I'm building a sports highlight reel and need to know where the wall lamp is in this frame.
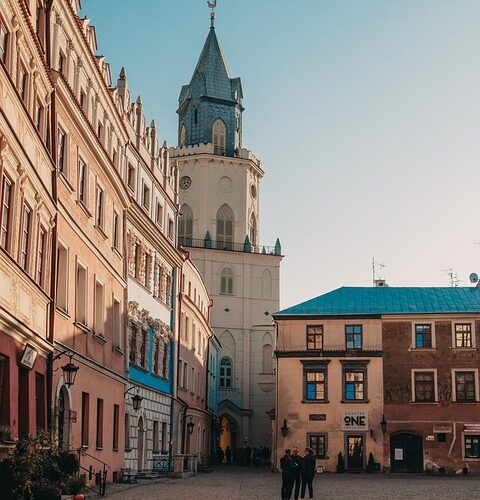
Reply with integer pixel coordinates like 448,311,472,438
187,418,195,435
380,414,387,434
125,386,143,411
280,419,289,438
53,349,79,388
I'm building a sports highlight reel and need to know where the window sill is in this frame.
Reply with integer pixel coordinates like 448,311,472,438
95,225,108,240
409,348,436,352
410,401,438,405
341,399,370,404
59,173,74,192
451,401,480,404
451,347,477,351
96,446,103,451
93,333,107,345
76,199,92,218
151,373,168,381
56,307,71,320
113,447,119,452
130,364,148,373
463,458,480,461
302,400,329,404
112,346,124,356
74,321,91,334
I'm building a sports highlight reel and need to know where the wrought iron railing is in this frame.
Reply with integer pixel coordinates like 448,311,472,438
178,236,281,255
151,454,173,473
77,448,110,497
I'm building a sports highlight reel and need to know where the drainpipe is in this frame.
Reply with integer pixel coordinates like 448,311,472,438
273,320,279,472
46,0,57,433
168,266,178,465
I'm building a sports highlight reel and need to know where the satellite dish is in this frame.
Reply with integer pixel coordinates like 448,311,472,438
469,272,479,284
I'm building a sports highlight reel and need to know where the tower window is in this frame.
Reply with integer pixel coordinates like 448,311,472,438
220,267,234,295
178,204,193,246
219,357,232,388
179,124,187,147
216,204,234,249
249,212,257,247
213,119,226,155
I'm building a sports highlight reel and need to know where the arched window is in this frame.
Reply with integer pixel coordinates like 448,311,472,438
179,124,187,147
249,213,257,247
179,203,193,245
220,357,232,388
220,267,234,295
193,108,198,125
216,204,234,249
262,344,273,374
261,269,272,298
213,119,226,155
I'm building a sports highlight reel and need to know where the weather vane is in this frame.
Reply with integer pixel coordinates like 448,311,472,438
207,0,217,27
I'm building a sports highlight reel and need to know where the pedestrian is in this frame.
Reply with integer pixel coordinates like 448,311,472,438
225,446,232,465
300,448,315,500
290,447,303,500
218,447,224,464
280,448,294,500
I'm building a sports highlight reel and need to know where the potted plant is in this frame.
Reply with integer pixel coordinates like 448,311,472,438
0,425,10,441
366,452,375,472
65,476,86,500
336,452,345,473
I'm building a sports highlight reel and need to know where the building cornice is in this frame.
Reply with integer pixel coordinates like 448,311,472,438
275,350,383,358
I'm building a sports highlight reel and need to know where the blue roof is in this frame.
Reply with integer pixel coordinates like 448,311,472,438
275,287,480,317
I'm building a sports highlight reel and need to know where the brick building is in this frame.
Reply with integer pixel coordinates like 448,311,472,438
274,287,480,474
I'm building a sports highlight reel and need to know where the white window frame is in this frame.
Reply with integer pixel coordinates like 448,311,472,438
451,320,476,349
411,368,438,403
56,239,69,313
94,277,105,336
451,368,479,403
411,321,436,349
75,259,88,326
112,295,122,349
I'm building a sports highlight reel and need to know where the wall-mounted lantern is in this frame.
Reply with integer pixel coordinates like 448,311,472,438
54,350,79,388
280,419,289,437
187,418,195,435
380,414,387,434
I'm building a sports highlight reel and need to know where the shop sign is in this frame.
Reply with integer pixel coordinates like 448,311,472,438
433,426,452,434
70,411,77,423
341,411,368,430
426,435,434,441
464,424,480,432
19,344,38,370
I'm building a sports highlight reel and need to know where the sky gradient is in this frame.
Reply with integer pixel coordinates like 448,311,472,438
81,0,480,308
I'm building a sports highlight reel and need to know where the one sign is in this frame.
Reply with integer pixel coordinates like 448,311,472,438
309,414,326,421
426,435,435,441
70,411,77,423
341,411,368,430
394,448,403,460
19,344,38,370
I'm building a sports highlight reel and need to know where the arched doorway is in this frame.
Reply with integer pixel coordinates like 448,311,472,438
57,385,71,450
138,416,146,471
390,433,423,472
219,415,238,455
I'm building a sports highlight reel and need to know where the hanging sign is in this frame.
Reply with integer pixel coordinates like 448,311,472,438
341,411,368,430
19,344,38,370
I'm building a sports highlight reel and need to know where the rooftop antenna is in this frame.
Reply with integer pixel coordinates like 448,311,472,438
372,257,386,286
207,0,217,27
442,268,460,287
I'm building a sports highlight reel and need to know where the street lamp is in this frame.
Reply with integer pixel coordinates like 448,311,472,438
131,393,143,412
280,419,289,438
187,418,195,435
54,350,79,388
380,414,387,434
243,434,248,447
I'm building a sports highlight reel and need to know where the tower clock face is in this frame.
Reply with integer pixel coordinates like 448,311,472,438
179,176,192,190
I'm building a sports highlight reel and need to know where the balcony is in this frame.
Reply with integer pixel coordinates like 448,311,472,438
178,236,282,256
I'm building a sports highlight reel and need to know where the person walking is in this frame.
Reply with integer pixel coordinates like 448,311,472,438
291,447,303,500
225,446,232,465
280,449,294,499
300,448,316,500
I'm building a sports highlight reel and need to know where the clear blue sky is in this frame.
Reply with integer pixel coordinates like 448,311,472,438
81,0,480,308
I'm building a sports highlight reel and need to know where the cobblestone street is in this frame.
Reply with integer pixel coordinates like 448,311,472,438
106,466,480,500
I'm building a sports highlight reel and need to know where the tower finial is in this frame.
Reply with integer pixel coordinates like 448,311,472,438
207,0,217,27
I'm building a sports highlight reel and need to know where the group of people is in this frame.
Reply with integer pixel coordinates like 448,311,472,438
280,447,316,500
217,445,271,467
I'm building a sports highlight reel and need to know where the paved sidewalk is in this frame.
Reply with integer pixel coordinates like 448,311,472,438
105,466,480,499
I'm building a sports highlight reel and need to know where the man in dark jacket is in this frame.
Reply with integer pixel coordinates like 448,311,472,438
300,448,316,500
280,449,294,499
291,447,303,500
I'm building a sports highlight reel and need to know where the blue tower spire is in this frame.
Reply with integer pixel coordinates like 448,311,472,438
177,16,243,156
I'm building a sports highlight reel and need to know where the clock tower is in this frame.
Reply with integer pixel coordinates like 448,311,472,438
171,10,282,453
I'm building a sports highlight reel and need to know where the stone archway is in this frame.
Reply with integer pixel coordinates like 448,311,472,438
57,384,71,451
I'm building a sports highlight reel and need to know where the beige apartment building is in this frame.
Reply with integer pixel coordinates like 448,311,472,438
0,0,55,448
177,250,214,465
50,0,130,483
274,294,384,472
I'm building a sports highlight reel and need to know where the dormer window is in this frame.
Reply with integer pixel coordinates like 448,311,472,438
213,119,226,155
